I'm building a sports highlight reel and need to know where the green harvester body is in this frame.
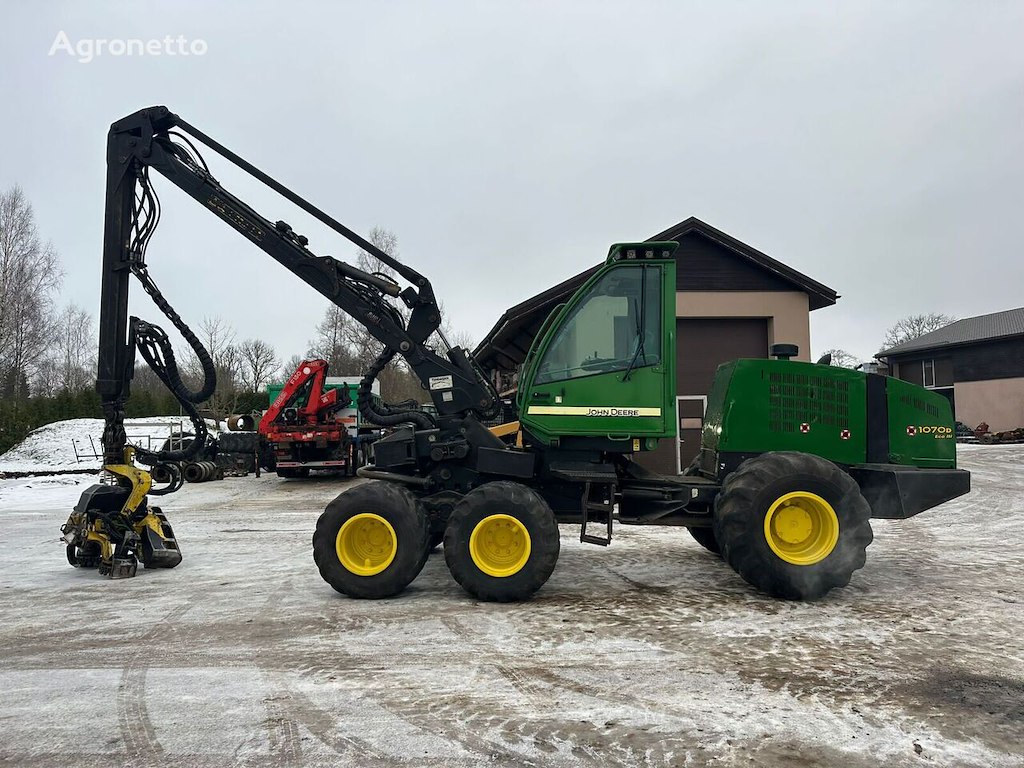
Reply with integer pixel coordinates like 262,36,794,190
702,360,957,470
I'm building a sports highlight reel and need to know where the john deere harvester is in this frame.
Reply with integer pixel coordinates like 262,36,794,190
64,106,970,601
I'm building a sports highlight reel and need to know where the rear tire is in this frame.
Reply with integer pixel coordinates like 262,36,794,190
713,451,873,600
444,481,560,602
314,480,430,599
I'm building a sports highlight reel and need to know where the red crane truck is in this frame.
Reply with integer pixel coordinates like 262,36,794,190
258,359,379,478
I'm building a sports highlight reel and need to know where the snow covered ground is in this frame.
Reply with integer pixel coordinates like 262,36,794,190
0,416,219,474
0,446,1022,767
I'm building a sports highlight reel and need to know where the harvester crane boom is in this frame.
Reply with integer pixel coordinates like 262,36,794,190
97,105,496,467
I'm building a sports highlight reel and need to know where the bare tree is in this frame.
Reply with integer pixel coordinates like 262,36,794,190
282,353,305,377
882,314,955,351
0,185,63,397
448,328,477,351
182,316,242,414
310,228,468,404
237,338,279,392
48,303,95,393
309,304,358,372
433,301,477,353
819,348,860,369
347,226,405,369
197,315,240,381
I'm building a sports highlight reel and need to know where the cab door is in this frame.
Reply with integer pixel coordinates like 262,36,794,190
519,254,676,445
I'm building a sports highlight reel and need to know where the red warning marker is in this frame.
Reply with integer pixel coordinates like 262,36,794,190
840,429,851,440
906,426,917,436
799,423,810,433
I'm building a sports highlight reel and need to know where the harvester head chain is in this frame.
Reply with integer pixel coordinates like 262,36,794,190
100,557,138,579
66,543,102,569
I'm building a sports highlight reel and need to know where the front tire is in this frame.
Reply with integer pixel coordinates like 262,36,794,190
314,480,430,599
713,451,873,600
444,481,560,602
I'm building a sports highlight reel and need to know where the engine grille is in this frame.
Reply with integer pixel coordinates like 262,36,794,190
767,370,850,433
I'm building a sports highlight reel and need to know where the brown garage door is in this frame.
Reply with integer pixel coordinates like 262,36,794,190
639,318,769,475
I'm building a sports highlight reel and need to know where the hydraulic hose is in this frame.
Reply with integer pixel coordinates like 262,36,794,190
357,348,436,430
131,317,214,465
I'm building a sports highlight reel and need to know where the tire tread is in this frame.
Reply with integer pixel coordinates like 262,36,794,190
444,481,560,602
313,480,429,599
713,451,873,600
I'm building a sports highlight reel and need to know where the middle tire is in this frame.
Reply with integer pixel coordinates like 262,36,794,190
313,480,430,599
444,481,560,602
687,526,721,554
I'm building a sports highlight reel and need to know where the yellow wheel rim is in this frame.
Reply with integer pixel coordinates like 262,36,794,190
336,513,397,576
469,514,531,578
763,491,839,566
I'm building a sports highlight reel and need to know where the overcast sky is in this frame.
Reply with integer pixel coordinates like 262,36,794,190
3,1,1023,366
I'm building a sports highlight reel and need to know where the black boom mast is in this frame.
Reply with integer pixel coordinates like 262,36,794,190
96,105,497,465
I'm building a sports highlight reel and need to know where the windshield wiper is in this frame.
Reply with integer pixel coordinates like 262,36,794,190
622,276,647,382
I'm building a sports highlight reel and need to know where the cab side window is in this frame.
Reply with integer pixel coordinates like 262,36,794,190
535,265,661,385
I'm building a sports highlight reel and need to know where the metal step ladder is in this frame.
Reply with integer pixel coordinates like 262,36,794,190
580,481,614,546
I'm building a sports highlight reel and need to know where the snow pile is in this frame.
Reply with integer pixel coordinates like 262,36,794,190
0,416,219,474
0,472,97,510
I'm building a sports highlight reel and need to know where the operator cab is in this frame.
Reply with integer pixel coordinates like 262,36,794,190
518,242,679,448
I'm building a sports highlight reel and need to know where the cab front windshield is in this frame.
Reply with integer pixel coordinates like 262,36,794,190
534,264,661,385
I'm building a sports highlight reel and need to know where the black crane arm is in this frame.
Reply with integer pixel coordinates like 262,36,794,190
97,106,497,464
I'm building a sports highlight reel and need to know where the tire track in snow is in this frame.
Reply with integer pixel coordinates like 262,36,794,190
272,685,388,763
116,603,191,761
370,613,677,765
257,580,307,766
255,579,387,764
262,691,303,766
282,613,545,765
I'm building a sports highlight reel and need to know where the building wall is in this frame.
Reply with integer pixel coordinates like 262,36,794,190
889,338,1024,429
891,356,954,388
674,233,796,293
642,316,771,475
674,291,811,361
638,291,812,474
954,377,1024,431
953,338,1024,382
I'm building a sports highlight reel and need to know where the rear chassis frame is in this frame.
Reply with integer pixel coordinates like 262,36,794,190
608,456,970,528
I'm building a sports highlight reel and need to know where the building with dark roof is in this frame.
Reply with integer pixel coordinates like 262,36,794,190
878,307,1024,431
476,217,838,474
